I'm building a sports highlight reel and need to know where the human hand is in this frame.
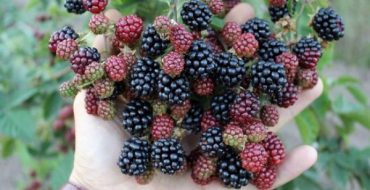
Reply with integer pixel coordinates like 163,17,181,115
68,4,322,190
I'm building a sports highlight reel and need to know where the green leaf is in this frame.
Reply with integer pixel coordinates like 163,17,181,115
4,88,38,109
344,109,370,129
346,85,368,105
295,108,320,144
50,152,74,189
332,95,363,114
211,16,225,31
330,75,359,87
0,109,36,143
317,44,334,70
43,92,63,120
329,161,349,187
1,137,16,158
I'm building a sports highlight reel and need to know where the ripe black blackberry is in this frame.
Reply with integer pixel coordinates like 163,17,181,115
312,7,345,41
215,52,247,88
141,25,169,58
64,0,86,14
268,4,290,22
217,148,252,189
151,138,186,175
129,57,160,97
293,37,322,69
251,61,287,94
181,103,203,134
158,71,190,105
117,137,150,176
122,99,153,136
199,126,226,157
181,0,213,31
258,39,288,61
70,47,101,74
241,18,271,42
185,40,216,79
210,90,236,124
48,26,79,53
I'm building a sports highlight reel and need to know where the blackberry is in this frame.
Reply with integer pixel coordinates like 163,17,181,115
214,52,246,87
48,26,79,53
117,137,150,176
181,0,213,31
269,4,290,22
70,47,101,75
105,82,125,100
129,57,160,97
271,82,298,108
158,71,190,105
217,148,252,189
230,91,260,124
251,60,287,94
151,138,186,175
141,25,169,58
210,90,236,124
312,7,345,41
241,18,271,42
181,103,203,134
259,39,288,61
293,37,322,69
185,40,216,79
199,126,226,157
64,0,86,14
122,99,153,136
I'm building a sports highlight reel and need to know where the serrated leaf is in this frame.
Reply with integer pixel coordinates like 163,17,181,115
295,108,320,144
0,109,36,143
50,152,74,189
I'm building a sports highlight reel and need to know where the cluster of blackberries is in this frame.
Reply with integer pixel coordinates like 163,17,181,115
53,0,345,189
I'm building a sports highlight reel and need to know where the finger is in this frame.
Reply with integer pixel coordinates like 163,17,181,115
273,145,318,188
225,3,255,24
271,79,324,132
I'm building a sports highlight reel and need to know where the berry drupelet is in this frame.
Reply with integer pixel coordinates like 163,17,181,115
162,51,185,77
185,40,216,79
151,115,175,140
230,91,260,124
251,60,287,94
217,148,252,189
70,47,101,75
129,57,160,97
199,126,226,157
259,39,288,61
214,52,246,87
241,18,271,42
115,15,143,44
158,71,190,105
151,138,186,175
104,55,129,82
193,77,214,96
312,7,345,41
233,33,259,58
240,143,268,173
169,25,194,53
210,90,237,124
64,0,86,14
141,25,169,58
118,137,150,176
293,37,322,69
262,132,286,165
122,99,153,137
221,22,242,46
200,110,220,132
181,0,213,31
181,103,203,133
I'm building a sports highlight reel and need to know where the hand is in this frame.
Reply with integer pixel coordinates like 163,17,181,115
69,4,322,190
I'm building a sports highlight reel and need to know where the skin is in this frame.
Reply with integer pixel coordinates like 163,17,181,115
69,4,323,190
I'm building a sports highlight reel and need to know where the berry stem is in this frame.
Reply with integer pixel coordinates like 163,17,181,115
168,0,178,22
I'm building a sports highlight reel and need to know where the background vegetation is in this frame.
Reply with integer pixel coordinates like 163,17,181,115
0,0,369,189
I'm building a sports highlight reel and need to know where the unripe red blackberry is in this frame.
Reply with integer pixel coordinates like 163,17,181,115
221,22,242,46
170,99,191,120
97,100,115,120
151,115,175,141
104,55,129,82
191,153,217,184
200,111,220,132
84,61,104,81
243,120,267,143
48,26,79,53
56,39,78,60
58,105,74,120
153,16,172,40
93,78,115,99
240,143,268,173
85,88,98,115
297,68,319,90
115,15,143,44
269,0,286,7
275,52,299,83
89,14,109,34
162,51,185,77
223,122,247,151
208,0,225,15
251,164,277,190
262,132,286,165
193,77,214,96
230,91,260,125
53,119,65,131
72,74,90,89
169,25,194,53
120,53,137,70
260,105,279,127
293,37,322,69
271,82,298,108
83,0,107,14
233,33,259,58
59,80,78,98
312,7,345,41
70,47,101,75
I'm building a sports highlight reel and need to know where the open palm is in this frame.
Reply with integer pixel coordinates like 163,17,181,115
68,5,322,190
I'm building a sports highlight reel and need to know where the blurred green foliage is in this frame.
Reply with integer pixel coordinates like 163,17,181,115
0,0,369,189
